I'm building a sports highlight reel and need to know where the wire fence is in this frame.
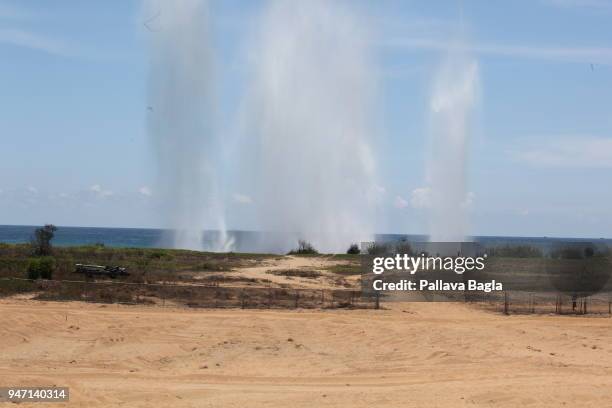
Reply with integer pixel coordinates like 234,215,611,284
2,277,610,316
0,277,377,310
468,290,612,316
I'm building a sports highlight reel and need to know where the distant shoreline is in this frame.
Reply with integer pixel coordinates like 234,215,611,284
1,225,609,253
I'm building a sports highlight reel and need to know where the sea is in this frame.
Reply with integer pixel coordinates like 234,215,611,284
1,225,610,254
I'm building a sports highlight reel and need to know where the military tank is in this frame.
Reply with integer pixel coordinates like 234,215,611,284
74,264,129,279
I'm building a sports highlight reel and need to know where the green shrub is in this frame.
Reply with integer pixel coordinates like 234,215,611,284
27,257,55,280
147,249,174,260
394,241,413,255
27,259,40,280
366,242,391,255
30,224,57,256
346,244,360,255
488,245,543,258
288,240,318,255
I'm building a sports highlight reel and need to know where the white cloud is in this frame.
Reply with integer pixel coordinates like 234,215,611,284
233,193,253,204
0,28,109,60
27,186,38,194
410,187,431,209
138,186,152,196
542,0,612,9
89,184,113,198
383,38,612,66
514,136,612,168
394,195,409,209
0,28,75,57
0,3,35,20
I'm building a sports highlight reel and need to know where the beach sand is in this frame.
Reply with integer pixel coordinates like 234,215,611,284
1,297,611,407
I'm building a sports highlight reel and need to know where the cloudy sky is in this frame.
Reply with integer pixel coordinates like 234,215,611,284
1,0,611,238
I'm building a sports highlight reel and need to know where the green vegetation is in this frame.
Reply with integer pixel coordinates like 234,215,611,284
193,260,233,271
270,269,322,279
0,243,274,284
30,224,57,256
288,240,318,255
365,242,390,255
346,243,360,255
394,241,413,255
0,243,375,309
27,257,55,280
325,263,362,276
487,245,543,258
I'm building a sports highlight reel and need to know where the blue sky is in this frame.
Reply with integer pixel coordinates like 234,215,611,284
1,0,611,238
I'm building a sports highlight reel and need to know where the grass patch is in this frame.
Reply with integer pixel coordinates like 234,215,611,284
325,263,362,276
269,269,322,279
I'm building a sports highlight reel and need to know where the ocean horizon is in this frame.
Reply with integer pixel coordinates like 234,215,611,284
1,224,609,253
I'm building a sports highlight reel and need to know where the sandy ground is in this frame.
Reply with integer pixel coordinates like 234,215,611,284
209,255,358,289
1,298,611,407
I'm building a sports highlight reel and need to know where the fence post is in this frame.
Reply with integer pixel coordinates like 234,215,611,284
268,288,272,308
503,291,509,315
375,291,380,310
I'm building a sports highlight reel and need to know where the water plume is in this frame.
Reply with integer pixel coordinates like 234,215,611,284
145,0,233,251
427,43,479,242
244,0,380,254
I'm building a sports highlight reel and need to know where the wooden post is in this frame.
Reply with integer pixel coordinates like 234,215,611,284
294,290,299,309
375,291,380,310
268,289,272,308
503,291,509,315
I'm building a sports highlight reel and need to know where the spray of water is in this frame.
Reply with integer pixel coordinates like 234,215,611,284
244,0,379,253
145,0,233,251
427,44,479,242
